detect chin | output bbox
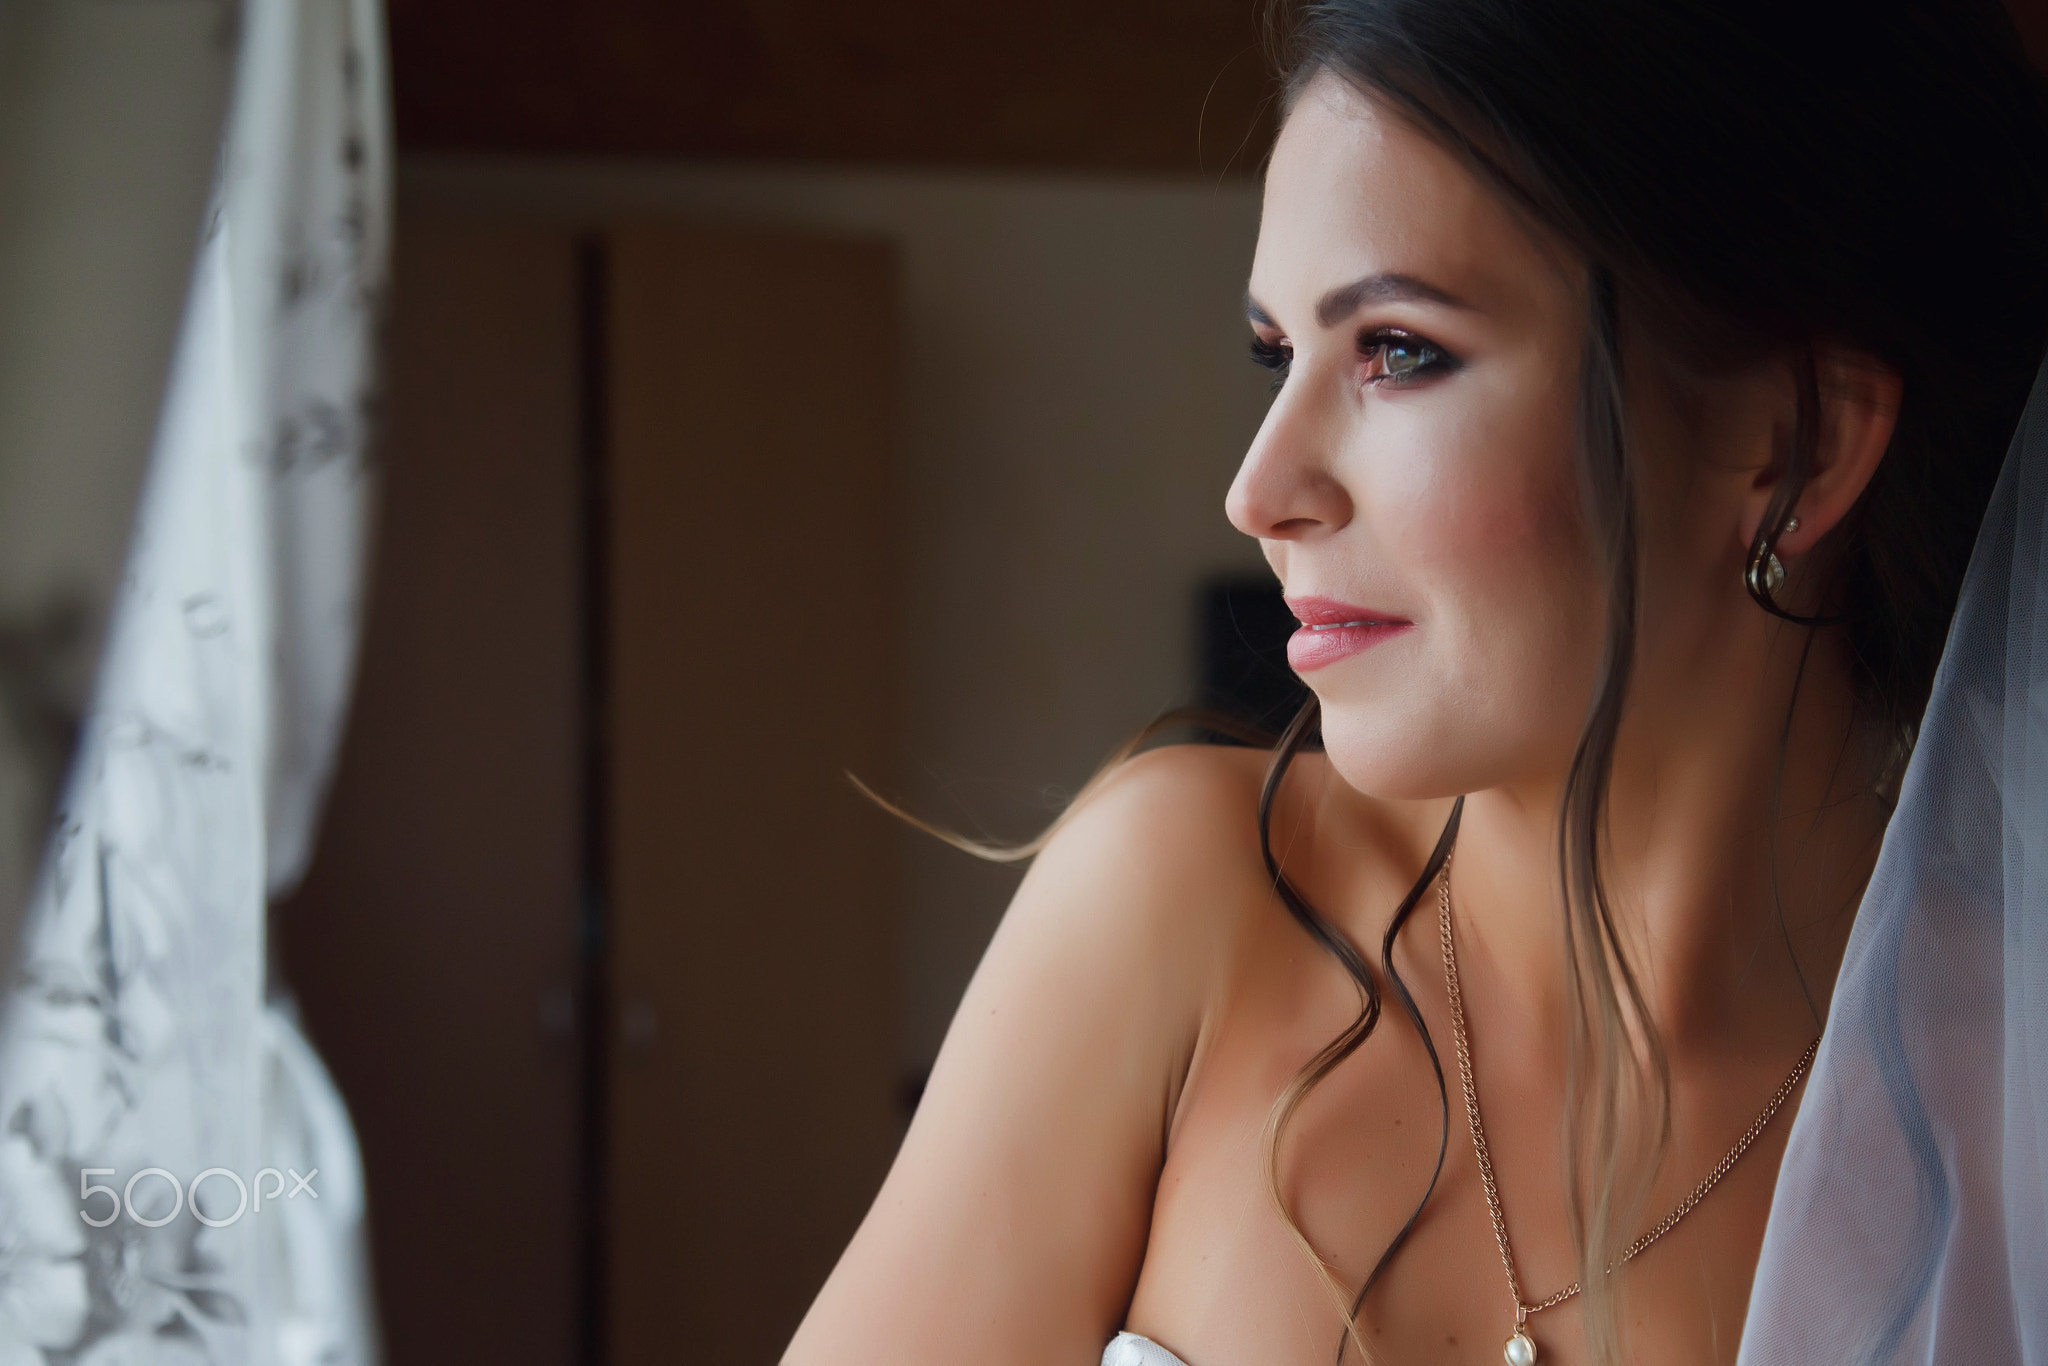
[1312,702,1481,804]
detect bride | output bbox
[784,1,2048,1363]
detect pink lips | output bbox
[1284,595,1414,672]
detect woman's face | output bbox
[1232,74,1605,799]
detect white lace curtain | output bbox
[0,0,391,1361]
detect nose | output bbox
[1225,385,1354,543]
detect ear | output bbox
[1741,346,1902,561]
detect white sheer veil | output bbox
[1740,350,2048,1362]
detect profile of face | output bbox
[1232,74,1607,799]
[1233,74,1803,802]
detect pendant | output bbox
[1503,1327,1537,1366]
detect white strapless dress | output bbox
[1102,1332,1193,1366]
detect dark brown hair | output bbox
[1251,1,2048,1361]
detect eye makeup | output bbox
[1358,328,1460,385]
[1246,326,1460,392]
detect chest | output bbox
[1123,942,1787,1366]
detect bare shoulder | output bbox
[1009,742,1277,975]
[781,743,1280,1364]
[953,740,1283,1097]
[1053,741,1272,877]
[1015,742,1445,981]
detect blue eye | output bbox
[1363,330,1457,385]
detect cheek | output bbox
[1381,373,1590,623]
[1325,372,1604,794]
[1425,423,1599,728]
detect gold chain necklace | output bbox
[1435,866,1819,1366]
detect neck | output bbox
[1441,623,1887,1065]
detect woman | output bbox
[785,2,2048,1363]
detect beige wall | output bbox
[398,156,1273,1073]
[0,0,234,960]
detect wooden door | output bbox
[604,224,904,1364]
[287,212,904,1366]
[278,214,584,1366]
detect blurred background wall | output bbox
[395,156,1272,1076]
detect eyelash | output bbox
[1247,329,1459,392]
[1248,335,1292,391]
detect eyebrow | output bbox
[1244,271,1473,330]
